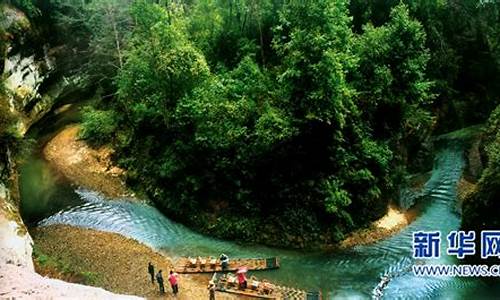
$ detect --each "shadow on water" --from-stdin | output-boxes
[19,102,86,226]
[20,116,490,299]
[19,157,82,226]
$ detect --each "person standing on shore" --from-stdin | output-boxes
[208,280,216,300]
[168,270,179,295]
[156,270,165,294]
[148,262,155,284]
[219,253,229,271]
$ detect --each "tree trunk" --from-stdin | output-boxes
[106,4,123,69]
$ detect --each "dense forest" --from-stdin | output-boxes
[462,105,500,262]
[2,0,500,248]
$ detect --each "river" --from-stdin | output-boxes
[19,106,493,299]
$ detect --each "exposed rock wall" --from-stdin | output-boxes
[0,169,33,270]
[463,137,484,181]
[1,4,83,134]
[0,4,56,271]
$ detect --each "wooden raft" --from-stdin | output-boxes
[212,273,322,300]
[175,256,279,273]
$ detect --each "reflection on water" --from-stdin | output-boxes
[19,157,83,225]
[27,142,491,298]
[20,101,86,224]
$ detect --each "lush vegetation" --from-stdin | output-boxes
[462,104,500,263]
[9,0,500,247]
[350,0,500,131]
[110,1,426,245]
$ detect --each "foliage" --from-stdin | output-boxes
[462,105,500,262]
[355,3,433,139]
[80,271,99,285]
[185,0,224,62]
[116,0,209,129]
[350,0,500,131]
[11,0,40,17]
[186,0,280,68]
[50,0,133,91]
[273,0,357,125]
[107,0,401,246]
[435,124,484,143]
[353,3,435,174]
[79,107,118,146]
[36,0,500,247]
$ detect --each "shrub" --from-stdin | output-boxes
[79,107,117,146]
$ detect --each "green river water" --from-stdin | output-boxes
[19,105,499,299]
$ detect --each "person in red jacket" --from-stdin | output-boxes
[237,272,247,289]
[168,270,179,295]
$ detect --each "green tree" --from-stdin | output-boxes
[8,0,40,17]
[79,107,118,146]
[50,0,498,248]
[350,0,500,131]
[50,0,133,90]
[187,0,281,68]
[462,105,500,263]
[273,0,357,125]
[355,3,433,139]
[116,1,209,130]
[270,0,391,230]
[186,0,224,62]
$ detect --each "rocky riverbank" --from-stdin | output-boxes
[0,156,142,299]
[43,124,132,198]
[31,225,238,300]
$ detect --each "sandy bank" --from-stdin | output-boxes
[31,224,239,300]
[339,172,430,248]
[43,125,131,198]
[0,196,142,299]
[457,176,477,205]
[38,124,246,299]
[340,205,419,248]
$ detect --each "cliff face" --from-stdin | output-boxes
[0,3,38,271]
[0,169,33,269]
[2,4,85,133]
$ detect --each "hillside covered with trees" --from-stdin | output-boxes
[3,0,500,248]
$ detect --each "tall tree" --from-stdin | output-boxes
[116,0,209,143]
[355,4,433,147]
[273,0,357,125]
[51,0,133,91]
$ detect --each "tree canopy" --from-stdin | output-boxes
[10,0,499,247]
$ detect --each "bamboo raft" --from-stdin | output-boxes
[174,256,279,273]
[212,273,322,300]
